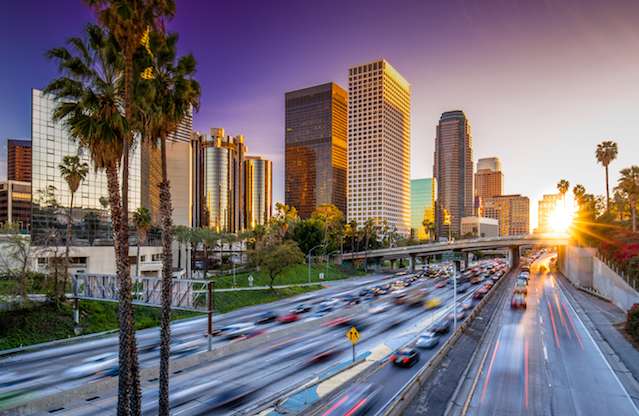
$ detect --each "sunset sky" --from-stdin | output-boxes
[1,0,638,228]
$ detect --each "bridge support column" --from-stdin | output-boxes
[510,246,520,268]
[409,254,416,273]
[420,256,427,266]
[462,252,470,269]
[454,260,462,273]
[389,259,396,270]
[374,258,382,272]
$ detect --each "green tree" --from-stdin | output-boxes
[617,166,639,232]
[252,240,304,289]
[557,179,570,207]
[173,225,191,272]
[572,184,586,205]
[596,140,618,211]
[132,207,152,277]
[59,155,89,300]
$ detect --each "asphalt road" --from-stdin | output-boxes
[462,258,639,416]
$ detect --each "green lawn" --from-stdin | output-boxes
[0,285,321,350]
[212,263,361,288]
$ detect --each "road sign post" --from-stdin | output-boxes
[346,326,360,363]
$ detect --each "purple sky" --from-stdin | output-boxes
[2,0,638,227]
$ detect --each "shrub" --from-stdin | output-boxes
[627,303,639,343]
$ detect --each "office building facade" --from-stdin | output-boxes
[537,193,562,233]
[244,156,272,228]
[191,128,271,232]
[0,180,31,231]
[461,216,499,238]
[285,83,347,218]
[7,139,32,182]
[434,110,473,237]
[410,178,435,240]
[482,194,530,236]
[348,59,411,235]
[475,157,503,200]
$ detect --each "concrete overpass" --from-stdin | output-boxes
[341,233,569,272]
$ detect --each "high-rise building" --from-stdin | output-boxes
[0,180,31,232]
[537,193,562,233]
[434,110,473,237]
[347,59,411,235]
[482,194,530,236]
[7,139,32,182]
[191,128,271,232]
[285,83,347,218]
[31,89,142,245]
[461,216,499,238]
[475,157,503,200]
[410,178,436,240]
[244,156,272,229]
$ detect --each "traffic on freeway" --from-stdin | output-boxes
[0,259,509,415]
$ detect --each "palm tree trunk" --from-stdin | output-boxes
[158,136,174,416]
[605,165,610,211]
[63,193,74,301]
[136,239,140,277]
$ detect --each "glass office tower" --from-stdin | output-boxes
[410,178,436,239]
[244,156,272,228]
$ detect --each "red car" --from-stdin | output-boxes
[277,312,299,324]
[511,294,527,309]
[435,281,447,289]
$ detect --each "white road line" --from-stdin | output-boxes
[542,343,548,361]
[558,278,639,415]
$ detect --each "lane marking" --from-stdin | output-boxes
[547,301,561,349]
[560,300,583,350]
[554,294,570,338]
[543,343,548,361]
[480,339,501,403]
[524,338,529,410]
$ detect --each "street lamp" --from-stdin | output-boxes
[308,244,325,284]
[325,250,340,280]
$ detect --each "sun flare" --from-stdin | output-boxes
[548,200,575,233]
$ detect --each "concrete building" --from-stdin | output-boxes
[7,139,32,182]
[461,216,499,238]
[475,157,503,200]
[191,129,272,232]
[434,110,473,238]
[537,193,562,233]
[410,178,436,240]
[347,59,411,235]
[0,180,31,232]
[285,83,347,218]
[482,194,530,236]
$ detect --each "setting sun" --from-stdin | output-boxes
[548,200,575,233]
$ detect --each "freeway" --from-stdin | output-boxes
[457,257,639,416]
[0,261,505,415]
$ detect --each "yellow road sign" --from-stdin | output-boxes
[346,326,360,344]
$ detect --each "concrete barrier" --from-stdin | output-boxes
[593,257,639,311]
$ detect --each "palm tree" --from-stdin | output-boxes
[613,189,627,221]
[59,155,89,300]
[422,218,434,242]
[44,24,137,416]
[572,184,586,205]
[617,166,639,232]
[596,141,618,211]
[557,179,570,207]
[173,225,191,272]
[132,208,151,277]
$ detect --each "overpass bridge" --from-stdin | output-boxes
[340,233,569,271]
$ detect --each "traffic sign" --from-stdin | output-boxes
[346,326,360,344]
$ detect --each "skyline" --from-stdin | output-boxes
[2,0,639,229]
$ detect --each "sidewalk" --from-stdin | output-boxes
[559,274,639,384]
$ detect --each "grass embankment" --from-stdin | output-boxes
[0,285,319,350]
[213,263,360,288]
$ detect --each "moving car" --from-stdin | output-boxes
[320,383,381,416]
[390,348,420,368]
[255,311,278,324]
[457,283,471,294]
[220,323,256,339]
[424,297,442,310]
[435,280,447,289]
[416,331,439,349]
[511,293,527,309]
[431,320,451,335]
[292,304,312,314]
[514,280,528,295]
[277,312,299,324]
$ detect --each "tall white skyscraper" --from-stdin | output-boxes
[347,59,411,235]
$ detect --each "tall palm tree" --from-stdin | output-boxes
[557,179,570,207]
[59,155,89,300]
[132,207,151,277]
[44,24,139,416]
[617,166,639,232]
[572,184,586,205]
[422,218,434,242]
[613,189,627,221]
[596,140,618,211]
[134,30,200,413]
[85,3,176,413]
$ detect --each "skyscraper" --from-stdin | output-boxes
[434,110,473,237]
[7,139,32,182]
[191,128,271,232]
[0,180,31,232]
[348,59,411,235]
[537,193,562,233]
[475,157,503,200]
[482,194,530,236]
[410,178,436,240]
[285,82,347,218]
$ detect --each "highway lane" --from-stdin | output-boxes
[24,266,482,415]
[0,273,398,407]
[463,258,639,416]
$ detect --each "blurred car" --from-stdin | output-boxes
[324,316,350,327]
[390,348,420,368]
[171,339,201,357]
[292,304,312,314]
[491,274,501,282]
[63,352,118,379]
[308,346,340,364]
[219,323,256,339]
[461,300,473,310]
[473,289,487,300]
[416,331,439,349]
[514,280,528,295]
[435,280,447,289]
[447,309,466,322]
[456,283,470,294]
[277,312,300,324]
[320,383,381,416]
[424,297,442,310]
[431,320,451,335]
[369,302,391,314]
[511,293,527,309]
[255,311,278,324]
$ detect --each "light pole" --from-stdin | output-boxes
[308,244,325,284]
[325,250,340,280]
